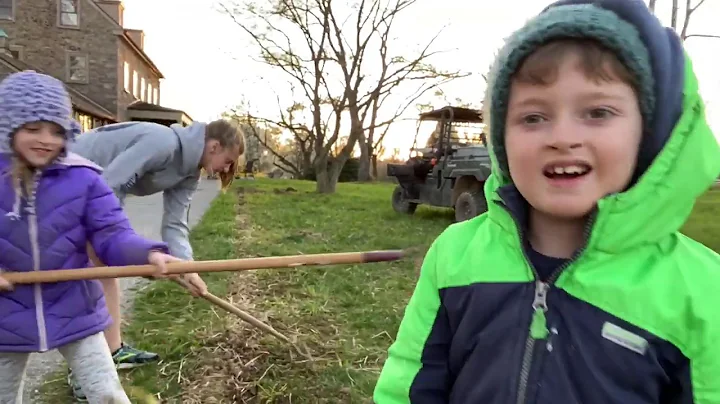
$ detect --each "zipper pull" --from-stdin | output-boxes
[530,281,549,340]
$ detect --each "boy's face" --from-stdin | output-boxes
[504,52,642,220]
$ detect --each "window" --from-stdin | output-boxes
[74,110,93,133]
[123,62,130,92]
[140,77,146,101]
[153,87,159,104]
[8,45,23,61]
[0,0,14,20]
[66,52,88,83]
[132,70,139,98]
[59,0,79,27]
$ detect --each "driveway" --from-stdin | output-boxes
[22,178,221,402]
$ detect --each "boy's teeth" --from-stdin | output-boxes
[549,164,587,175]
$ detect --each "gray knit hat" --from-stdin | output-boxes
[0,70,81,154]
[484,2,655,184]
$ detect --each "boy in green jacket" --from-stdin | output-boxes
[374,0,720,402]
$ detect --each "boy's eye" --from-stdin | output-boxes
[522,114,546,125]
[586,108,615,120]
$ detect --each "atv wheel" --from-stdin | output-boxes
[392,185,418,214]
[454,191,487,222]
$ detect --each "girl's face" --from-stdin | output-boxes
[13,121,66,167]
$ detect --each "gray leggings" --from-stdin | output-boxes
[0,332,130,404]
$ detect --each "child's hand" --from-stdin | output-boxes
[181,273,208,297]
[147,250,182,278]
[0,272,12,291]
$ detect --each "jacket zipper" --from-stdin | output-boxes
[497,201,596,404]
[25,175,48,352]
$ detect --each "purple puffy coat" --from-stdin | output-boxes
[0,153,168,353]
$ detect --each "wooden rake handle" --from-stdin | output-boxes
[171,277,294,342]
[1,250,405,284]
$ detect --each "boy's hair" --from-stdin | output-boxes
[204,119,245,190]
[513,38,638,92]
[482,3,656,183]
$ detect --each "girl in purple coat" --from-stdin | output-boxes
[0,71,181,402]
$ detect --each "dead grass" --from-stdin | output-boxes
[177,178,451,403]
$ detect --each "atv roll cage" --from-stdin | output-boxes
[410,106,487,159]
[388,105,491,222]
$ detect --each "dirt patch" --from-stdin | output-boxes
[273,187,297,194]
[236,186,264,194]
[179,190,310,403]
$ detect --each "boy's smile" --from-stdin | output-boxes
[505,51,643,221]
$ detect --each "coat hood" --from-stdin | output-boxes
[170,122,207,176]
[482,0,719,253]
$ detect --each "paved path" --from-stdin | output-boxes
[23,179,221,402]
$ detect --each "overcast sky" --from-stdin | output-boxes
[122,0,719,154]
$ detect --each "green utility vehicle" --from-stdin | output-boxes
[386,106,492,222]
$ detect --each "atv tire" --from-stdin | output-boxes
[392,185,418,214]
[454,190,487,222]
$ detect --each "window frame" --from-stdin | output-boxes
[0,0,15,21]
[66,51,89,84]
[8,44,23,61]
[123,62,130,93]
[133,70,139,98]
[58,0,80,29]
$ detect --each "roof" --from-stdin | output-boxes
[82,0,164,78]
[127,101,193,120]
[120,30,164,79]
[0,54,117,122]
[418,106,484,123]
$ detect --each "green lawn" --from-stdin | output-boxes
[38,179,720,403]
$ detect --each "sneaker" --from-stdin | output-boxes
[67,369,87,402]
[112,343,160,369]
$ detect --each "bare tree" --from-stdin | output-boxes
[220,0,466,191]
[226,101,314,178]
[647,0,719,41]
[325,0,469,181]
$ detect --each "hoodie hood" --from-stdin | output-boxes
[482,0,719,253]
[170,122,207,176]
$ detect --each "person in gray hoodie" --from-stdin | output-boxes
[66,118,244,400]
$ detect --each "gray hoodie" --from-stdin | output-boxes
[69,121,207,260]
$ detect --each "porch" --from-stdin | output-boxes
[126,101,193,127]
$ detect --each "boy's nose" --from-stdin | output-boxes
[547,120,582,150]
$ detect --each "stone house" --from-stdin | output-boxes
[0,0,193,131]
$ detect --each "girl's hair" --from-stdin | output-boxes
[204,119,245,190]
[11,155,35,196]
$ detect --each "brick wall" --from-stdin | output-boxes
[118,40,161,121]
[0,0,119,116]
[0,0,120,116]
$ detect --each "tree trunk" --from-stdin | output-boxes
[648,0,657,12]
[315,169,335,193]
[371,154,379,179]
[315,160,342,193]
[301,150,313,178]
[357,134,371,182]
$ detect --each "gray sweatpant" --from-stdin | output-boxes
[0,332,130,404]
